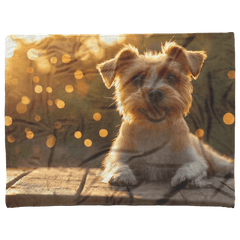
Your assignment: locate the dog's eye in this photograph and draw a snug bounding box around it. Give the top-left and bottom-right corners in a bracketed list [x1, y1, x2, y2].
[166, 74, 177, 84]
[131, 75, 143, 86]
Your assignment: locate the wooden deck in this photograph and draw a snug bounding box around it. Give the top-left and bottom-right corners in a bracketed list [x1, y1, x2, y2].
[6, 167, 235, 207]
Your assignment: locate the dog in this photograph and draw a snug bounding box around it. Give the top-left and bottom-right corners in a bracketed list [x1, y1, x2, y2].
[96, 41, 234, 187]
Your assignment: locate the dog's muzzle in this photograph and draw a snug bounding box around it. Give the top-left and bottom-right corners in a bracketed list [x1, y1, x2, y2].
[138, 106, 172, 123]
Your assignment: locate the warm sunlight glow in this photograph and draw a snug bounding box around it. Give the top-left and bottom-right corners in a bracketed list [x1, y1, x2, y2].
[54, 122, 62, 129]
[36, 57, 51, 73]
[22, 96, 30, 105]
[62, 54, 71, 63]
[27, 48, 39, 60]
[223, 113, 235, 125]
[7, 135, 15, 143]
[84, 139, 92, 147]
[50, 57, 57, 64]
[35, 115, 41, 121]
[99, 129, 108, 138]
[47, 100, 53, 106]
[74, 70, 83, 80]
[227, 70, 235, 79]
[35, 85, 43, 93]
[26, 131, 34, 139]
[65, 85, 74, 93]
[5, 116, 12, 126]
[74, 131, 82, 139]
[25, 127, 31, 133]
[33, 76, 39, 83]
[56, 99, 65, 109]
[195, 129, 204, 138]
[27, 67, 33, 73]
[16, 102, 27, 114]
[46, 135, 56, 148]
[93, 113, 101, 121]
[46, 87, 52, 93]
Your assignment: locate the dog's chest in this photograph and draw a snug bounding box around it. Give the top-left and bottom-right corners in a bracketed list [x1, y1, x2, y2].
[133, 127, 173, 163]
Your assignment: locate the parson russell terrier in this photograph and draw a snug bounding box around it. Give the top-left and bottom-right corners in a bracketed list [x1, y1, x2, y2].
[96, 41, 234, 187]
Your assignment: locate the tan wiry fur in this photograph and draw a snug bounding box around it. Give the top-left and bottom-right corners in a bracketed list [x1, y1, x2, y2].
[96, 42, 234, 187]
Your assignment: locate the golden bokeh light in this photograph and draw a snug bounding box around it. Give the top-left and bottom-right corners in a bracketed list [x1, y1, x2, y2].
[21, 96, 30, 105]
[84, 139, 92, 147]
[195, 129, 204, 138]
[223, 113, 235, 125]
[74, 70, 83, 80]
[74, 131, 82, 139]
[65, 85, 74, 93]
[26, 131, 34, 139]
[55, 99, 65, 109]
[93, 113, 101, 121]
[46, 135, 56, 148]
[25, 127, 31, 133]
[46, 87, 52, 93]
[5, 116, 12, 126]
[54, 122, 62, 129]
[33, 76, 39, 83]
[27, 67, 33, 73]
[85, 69, 96, 81]
[35, 85, 43, 93]
[62, 54, 71, 63]
[47, 100, 53, 106]
[7, 135, 15, 143]
[227, 70, 235, 79]
[75, 80, 89, 96]
[35, 115, 41, 121]
[99, 129, 108, 138]
[27, 48, 39, 60]
[16, 102, 27, 114]
[36, 57, 51, 73]
[50, 56, 57, 64]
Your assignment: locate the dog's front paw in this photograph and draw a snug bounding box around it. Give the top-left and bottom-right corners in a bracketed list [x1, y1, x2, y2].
[102, 165, 137, 186]
[171, 167, 210, 188]
[109, 171, 138, 186]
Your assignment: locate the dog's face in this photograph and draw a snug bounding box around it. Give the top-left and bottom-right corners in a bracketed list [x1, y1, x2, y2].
[97, 42, 207, 130]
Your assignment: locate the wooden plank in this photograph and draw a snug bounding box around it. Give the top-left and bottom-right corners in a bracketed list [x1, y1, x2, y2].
[178, 177, 235, 207]
[6, 168, 33, 189]
[130, 177, 234, 206]
[6, 168, 235, 207]
[79, 174, 235, 206]
[78, 169, 132, 205]
[6, 167, 88, 207]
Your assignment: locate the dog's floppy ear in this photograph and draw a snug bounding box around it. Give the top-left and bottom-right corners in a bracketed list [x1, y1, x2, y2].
[97, 45, 138, 88]
[163, 42, 207, 79]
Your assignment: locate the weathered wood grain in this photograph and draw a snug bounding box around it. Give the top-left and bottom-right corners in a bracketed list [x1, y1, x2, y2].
[6, 167, 88, 207]
[6, 168, 235, 207]
[6, 168, 33, 189]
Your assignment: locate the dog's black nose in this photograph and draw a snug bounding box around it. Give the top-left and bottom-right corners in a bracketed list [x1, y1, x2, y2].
[148, 89, 165, 103]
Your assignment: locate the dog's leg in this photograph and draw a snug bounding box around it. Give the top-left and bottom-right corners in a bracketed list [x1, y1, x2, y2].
[171, 147, 211, 187]
[102, 162, 137, 186]
[101, 147, 138, 186]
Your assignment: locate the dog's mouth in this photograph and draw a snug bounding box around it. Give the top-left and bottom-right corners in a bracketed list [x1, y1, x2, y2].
[138, 107, 172, 123]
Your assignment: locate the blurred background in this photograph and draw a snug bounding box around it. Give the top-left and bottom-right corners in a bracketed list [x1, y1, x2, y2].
[5, 33, 235, 168]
